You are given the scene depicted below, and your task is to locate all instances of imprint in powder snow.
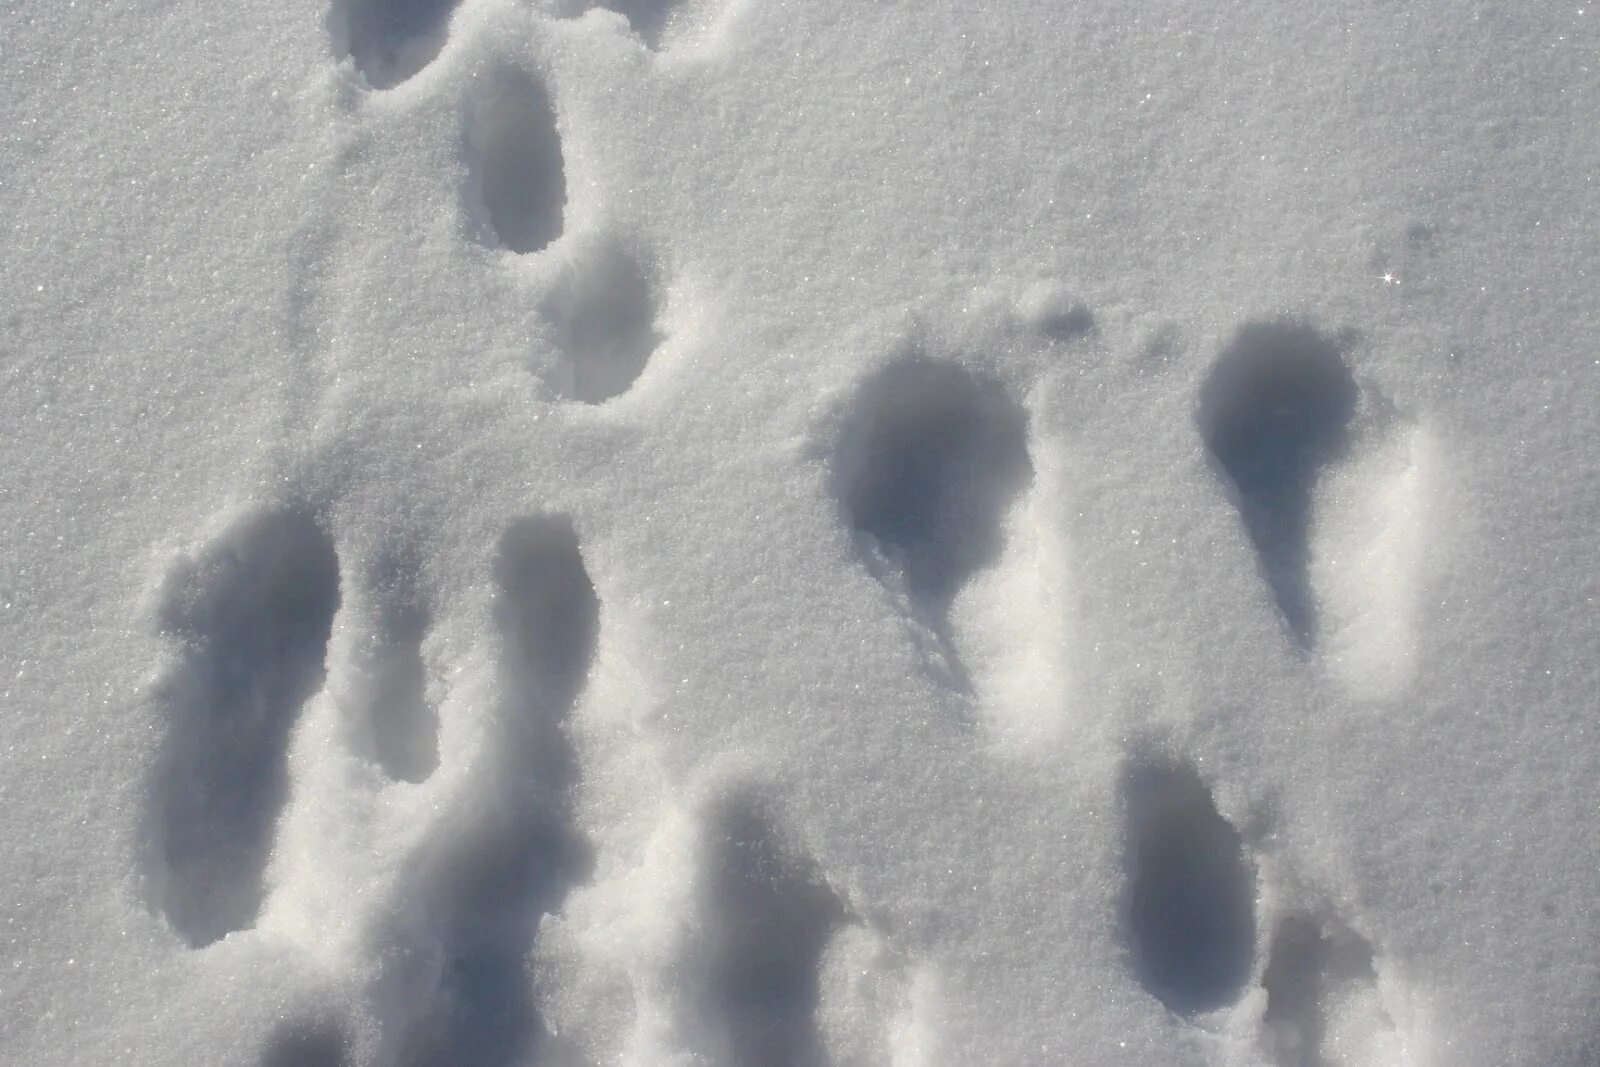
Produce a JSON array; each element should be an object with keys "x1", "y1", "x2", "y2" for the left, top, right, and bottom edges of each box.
[
  {"x1": 396, "y1": 516, "x2": 597, "y2": 1067},
  {"x1": 467, "y1": 67, "x2": 565, "y2": 256},
  {"x1": 348, "y1": 551, "x2": 437, "y2": 783},
  {"x1": 330, "y1": 0, "x2": 461, "y2": 90},
  {"x1": 833, "y1": 356, "x2": 1032, "y2": 687},
  {"x1": 540, "y1": 237, "x2": 663, "y2": 404},
  {"x1": 1199, "y1": 321, "x2": 1357, "y2": 648},
  {"x1": 1122, "y1": 760, "x2": 1255, "y2": 1015},
  {"x1": 697, "y1": 793, "x2": 848, "y2": 1067},
  {"x1": 143, "y1": 508, "x2": 340, "y2": 949}
]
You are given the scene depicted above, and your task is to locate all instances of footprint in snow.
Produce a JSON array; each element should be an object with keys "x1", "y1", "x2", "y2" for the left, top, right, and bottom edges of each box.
[
  {"x1": 292, "y1": 15, "x2": 1440, "y2": 1047},
  {"x1": 1120, "y1": 755, "x2": 1404, "y2": 1058},
  {"x1": 678, "y1": 790, "x2": 851, "y2": 1067},
  {"x1": 1199, "y1": 318, "x2": 1431, "y2": 692},
  {"x1": 457, "y1": 57, "x2": 667, "y2": 404},
  {"x1": 326, "y1": 3, "x2": 670, "y2": 407},
  {"x1": 141, "y1": 507, "x2": 340, "y2": 949},
  {"x1": 466, "y1": 63, "x2": 566, "y2": 257},
  {"x1": 390, "y1": 515, "x2": 598, "y2": 1067},
  {"x1": 141, "y1": 506, "x2": 602, "y2": 1067},
  {"x1": 831, "y1": 354, "x2": 1033, "y2": 691},
  {"x1": 331, "y1": 0, "x2": 463, "y2": 90},
  {"x1": 1198, "y1": 320, "x2": 1358, "y2": 650},
  {"x1": 538, "y1": 234, "x2": 665, "y2": 404},
  {"x1": 1122, "y1": 758, "x2": 1256, "y2": 1016}
]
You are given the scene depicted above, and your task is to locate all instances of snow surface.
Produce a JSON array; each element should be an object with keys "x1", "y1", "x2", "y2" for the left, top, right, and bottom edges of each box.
[{"x1": 2, "y1": 1, "x2": 1598, "y2": 1064}]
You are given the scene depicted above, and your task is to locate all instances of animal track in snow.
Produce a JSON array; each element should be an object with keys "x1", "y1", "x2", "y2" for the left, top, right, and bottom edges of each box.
[
  {"x1": 143, "y1": 507, "x2": 340, "y2": 949},
  {"x1": 1122, "y1": 759, "x2": 1256, "y2": 1015},
  {"x1": 466, "y1": 66, "x2": 565, "y2": 256},
  {"x1": 394, "y1": 516, "x2": 597, "y2": 1066},
  {"x1": 342, "y1": 550, "x2": 437, "y2": 783},
  {"x1": 539, "y1": 235, "x2": 664, "y2": 403},
  {"x1": 1260, "y1": 912, "x2": 1393, "y2": 1067},
  {"x1": 331, "y1": 0, "x2": 461, "y2": 90},
  {"x1": 1200, "y1": 321, "x2": 1357, "y2": 649},
  {"x1": 691, "y1": 792, "x2": 849, "y2": 1067},
  {"x1": 833, "y1": 356, "x2": 1032, "y2": 687}
]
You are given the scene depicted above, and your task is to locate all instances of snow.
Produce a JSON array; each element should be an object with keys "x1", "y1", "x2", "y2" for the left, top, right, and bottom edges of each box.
[{"x1": 1, "y1": 0, "x2": 1597, "y2": 1064}]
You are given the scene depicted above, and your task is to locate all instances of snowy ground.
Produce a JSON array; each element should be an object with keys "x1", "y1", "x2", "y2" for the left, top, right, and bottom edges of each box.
[{"x1": 3, "y1": 1, "x2": 1598, "y2": 1064}]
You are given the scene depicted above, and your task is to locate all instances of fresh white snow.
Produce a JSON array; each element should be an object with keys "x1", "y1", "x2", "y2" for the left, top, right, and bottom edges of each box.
[{"x1": 2, "y1": 1, "x2": 1598, "y2": 1064}]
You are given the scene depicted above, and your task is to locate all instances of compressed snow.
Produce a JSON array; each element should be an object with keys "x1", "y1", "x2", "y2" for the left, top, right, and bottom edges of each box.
[{"x1": 2, "y1": 1, "x2": 1597, "y2": 1064}]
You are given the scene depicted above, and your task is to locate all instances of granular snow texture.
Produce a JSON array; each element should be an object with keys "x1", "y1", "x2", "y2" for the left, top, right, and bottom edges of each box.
[{"x1": 2, "y1": 1, "x2": 1597, "y2": 1065}]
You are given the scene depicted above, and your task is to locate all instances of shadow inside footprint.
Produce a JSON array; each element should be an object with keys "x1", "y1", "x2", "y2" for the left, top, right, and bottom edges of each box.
[
  {"x1": 399, "y1": 517, "x2": 597, "y2": 1067},
  {"x1": 698, "y1": 793, "x2": 847, "y2": 1067},
  {"x1": 1199, "y1": 322, "x2": 1357, "y2": 647},
  {"x1": 540, "y1": 237, "x2": 663, "y2": 404},
  {"x1": 1123, "y1": 760, "x2": 1255, "y2": 1015},
  {"x1": 144, "y1": 508, "x2": 340, "y2": 949},
  {"x1": 331, "y1": 0, "x2": 462, "y2": 90},
  {"x1": 467, "y1": 67, "x2": 565, "y2": 256},
  {"x1": 833, "y1": 356, "x2": 1032, "y2": 684}
]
